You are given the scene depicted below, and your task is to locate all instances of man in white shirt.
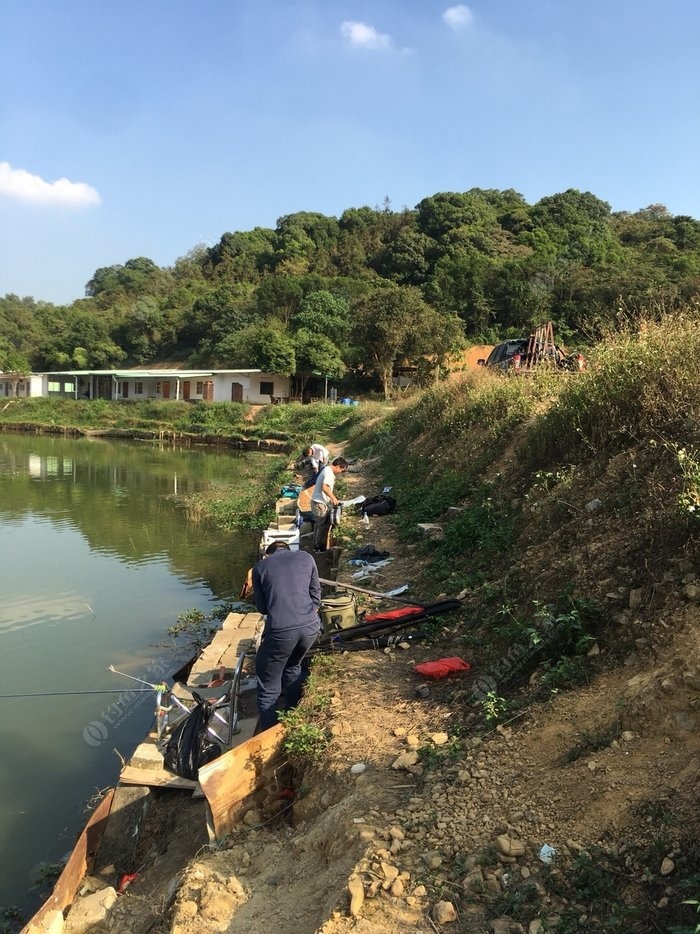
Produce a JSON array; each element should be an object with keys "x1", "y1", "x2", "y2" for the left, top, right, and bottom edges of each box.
[
  {"x1": 310, "y1": 456, "x2": 348, "y2": 552},
  {"x1": 302, "y1": 443, "x2": 330, "y2": 473}
]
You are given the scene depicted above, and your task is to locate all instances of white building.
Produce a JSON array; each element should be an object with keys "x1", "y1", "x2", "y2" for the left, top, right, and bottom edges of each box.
[
  {"x1": 0, "y1": 372, "x2": 43, "y2": 399},
  {"x1": 10, "y1": 368, "x2": 291, "y2": 403}
]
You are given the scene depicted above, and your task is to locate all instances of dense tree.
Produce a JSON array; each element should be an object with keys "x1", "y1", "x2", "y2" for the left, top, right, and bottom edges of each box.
[
  {"x1": 292, "y1": 290, "x2": 351, "y2": 345},
  {"x1": 207, "y1": 228, "x2": 276, "y2": 282},
  {"x1": 229, "y1": 324, "x2": 296, "y2": 375},
  {"x1": 351, "y1": 283, "x2": 464, "y2": 399},
  {"x1": 293, "y1": 328, "x2": 346, "y2": 398},
  {"x1": 6, "y1": 187, "x2": 700, "y2": 392}
]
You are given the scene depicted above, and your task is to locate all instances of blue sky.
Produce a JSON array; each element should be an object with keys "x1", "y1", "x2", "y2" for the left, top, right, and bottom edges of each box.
[{"x1": 1, "y1": 0, "x2": 699, "y2": 305}]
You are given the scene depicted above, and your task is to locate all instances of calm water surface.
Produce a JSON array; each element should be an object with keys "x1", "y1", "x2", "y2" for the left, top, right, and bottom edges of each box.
[{"x1": 0, "y1": 433, "x2": 261, "y2": 918}]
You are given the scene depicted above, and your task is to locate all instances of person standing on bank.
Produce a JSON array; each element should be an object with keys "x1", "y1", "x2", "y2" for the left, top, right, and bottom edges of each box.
[
  {"x1": 311, "y1": 456, "x2": 348, "y2": 552},
  {"x1": 252, "y1": 541, "x2": 321, "y2": 731}
]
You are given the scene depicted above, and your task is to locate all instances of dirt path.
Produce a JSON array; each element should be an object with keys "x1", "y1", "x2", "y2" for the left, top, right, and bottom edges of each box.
[{"x1": 62, "y1": 450, "x2": 700, "y2": 934}]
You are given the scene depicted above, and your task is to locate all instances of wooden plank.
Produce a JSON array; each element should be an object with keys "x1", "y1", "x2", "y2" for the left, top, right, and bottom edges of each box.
[
  {"x1": 198, "y1": 724, "x2": 285, "y2": 839},
  {"x1": 92, "y1": 785, "x2": 150, "y2": 880},
  {"x1": 22, "y1": 788, "x2": 115, "y2": 933},
  {"x1": 119, "y1": 765, "x2": 198, "y2": 790}
]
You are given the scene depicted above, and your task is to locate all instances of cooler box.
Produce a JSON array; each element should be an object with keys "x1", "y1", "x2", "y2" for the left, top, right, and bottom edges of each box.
[
  {"x1": 320, "y1": 591, "x2": 357, "y2": 632},
  {"x1": 260, "y1": 528, "x2": 300, "y2": 554}
]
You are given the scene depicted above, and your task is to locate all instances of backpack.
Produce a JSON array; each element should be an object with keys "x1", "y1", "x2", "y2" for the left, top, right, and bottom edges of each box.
[
  {"x1": 359, "y1": 494, "x2": 397, "y2": 517},
  {"x1": 162, "y1": 695, "x2": 222, "y2": 780}
]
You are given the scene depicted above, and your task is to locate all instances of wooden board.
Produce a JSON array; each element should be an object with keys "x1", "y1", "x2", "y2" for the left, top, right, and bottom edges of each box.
[
  {"x1": 22, "y1": 788, "x2": 115, "y2": 933},
  {"x1": 197, "y1": 724, "x2": 284, "y2": 839},
  {"x1": 119, "y1": 765, "x2": 198, "y2": 790},
  {"x1": 92, "y1": 785, "x2": 150, "y2": 880}
]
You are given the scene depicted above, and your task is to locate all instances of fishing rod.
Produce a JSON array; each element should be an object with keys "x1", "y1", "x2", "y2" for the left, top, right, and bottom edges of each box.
[
  {"x1": 318, "y1": 577, "x2": 428, "y2": 608},
  {"x1": 0, "y1": 665, "x2": 172, "y2": 699},
  {"x1": 310, "y1": 630, "x2": 428, "y2": 655},
  {"x1": 0, "y1": 689, "x2": 156, "y2": 698},
  {"x1": 318, "y1": 598, "x2": 463, "y2": 643}
]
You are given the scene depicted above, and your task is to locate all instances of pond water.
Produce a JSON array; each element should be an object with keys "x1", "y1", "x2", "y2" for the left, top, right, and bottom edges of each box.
[{"x1": 0, "y1": 432, "x2": 262, "y2": 919}]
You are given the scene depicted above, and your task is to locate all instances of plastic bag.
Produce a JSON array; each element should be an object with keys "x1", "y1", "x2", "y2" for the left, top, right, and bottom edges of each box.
[
  {"x1": 413, "y1": 657, "x2": 471, "y2": 679},
  {"x1": 162, "y1": 695, "x2": 222, "y2": 780},
  {"x1": 359, "y1": 494, "x2": 397, "y2": 517}
]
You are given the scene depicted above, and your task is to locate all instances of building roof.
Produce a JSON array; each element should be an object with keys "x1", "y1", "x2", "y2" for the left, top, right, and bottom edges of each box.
[{"x1": 45, "y1": 368, "x2": 262, "y2": 378}]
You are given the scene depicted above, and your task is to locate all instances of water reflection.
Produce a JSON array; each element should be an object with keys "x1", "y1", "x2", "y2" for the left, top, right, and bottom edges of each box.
[{"x1": 0, "y1": 432, "x2": 263, "y2": 918}]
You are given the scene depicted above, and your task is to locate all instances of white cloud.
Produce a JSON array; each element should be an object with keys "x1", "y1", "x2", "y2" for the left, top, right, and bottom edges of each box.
[
  {"x1": 0, "y1": 162, "x2": 100, "y2": 207},
  {"x1": 340, "y1": 21, "x2": 392, "y2": 51},
  {"x1": 443, "y1": 4, "x2": 474, "y2": 31}
]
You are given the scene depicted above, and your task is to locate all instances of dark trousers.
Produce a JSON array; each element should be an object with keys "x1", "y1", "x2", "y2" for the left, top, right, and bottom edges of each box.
[{"x1": 256, "y1": 626, "x2": 318, "y2": 730}]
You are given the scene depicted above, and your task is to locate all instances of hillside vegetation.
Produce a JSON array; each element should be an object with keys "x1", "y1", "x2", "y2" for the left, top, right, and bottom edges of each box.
[
  {"x1": 97, "y1": 311, "x2": 699, "y2": 934},
  {"x1": 325, "y1": 311, "x2": 700, "y2": 931},
  {"x1": 346, "y1": 311, "x2": 700, "y2": 695},
  {"x1": 3, "y1": 191, "x2": 700, "y2": 399},
  {"x1": 11, "y1": 313, "x2": 700, "y2": 932}
]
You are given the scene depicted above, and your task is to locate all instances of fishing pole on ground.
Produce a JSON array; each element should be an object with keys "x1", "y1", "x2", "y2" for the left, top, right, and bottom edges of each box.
[
  {"x1": 318, "y1": 577, "x2": 429, "y2": 608},
  {"x1": 309, "y1": 630, "x2": 428, "y2": 655},
  {"x1": 317, "y1": 598, "x2": 463, "y2": 643}
]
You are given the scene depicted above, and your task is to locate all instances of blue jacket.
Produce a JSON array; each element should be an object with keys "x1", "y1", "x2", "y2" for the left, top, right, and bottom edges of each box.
[{"x1": 252, "y1": 549, "x2": 321, "y2": 633}]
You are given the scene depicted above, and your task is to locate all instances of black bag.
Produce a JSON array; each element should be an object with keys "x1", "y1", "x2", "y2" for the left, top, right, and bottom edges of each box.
[
  {"x1": 359, "y1": 494, "x2": 397, "y2": 517},
  {"x1": 162, "y1": 694, "x2": 222, "y2": 780}
]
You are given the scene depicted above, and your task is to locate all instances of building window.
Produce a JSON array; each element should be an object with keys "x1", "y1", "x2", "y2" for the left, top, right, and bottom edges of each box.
[
  {"x1": 196, "y1": 381, "x2": 203, "y2": 394},
  {"x1": 65, "y1": 382, "x2": 75, "y2": 393},
  {"x1": 260, "y1": 381, "x2": 274, "y2": 395},
  {"x1": 48, "y1": 381, "x2": 61, "y2": 392},
  {"x1": 135, "y1": 381, "x2": 144, "y2": 395},
  {"x1": 156, "y1": 381, "x2": 161, "y2": 394}
]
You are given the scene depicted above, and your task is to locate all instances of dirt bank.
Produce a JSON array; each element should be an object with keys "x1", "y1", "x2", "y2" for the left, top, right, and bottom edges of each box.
[{"x1": 59, "y1": 449, "x2": 700, "y2": 934}]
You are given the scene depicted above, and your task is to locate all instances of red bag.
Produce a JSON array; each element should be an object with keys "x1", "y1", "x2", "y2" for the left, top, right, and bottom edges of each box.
[
  {"x1": 363, "y1": 605, "x2": 424, "y2": 623},
  {"x1": 414, "y1": 657, "x2": 471, "y2": 679}
]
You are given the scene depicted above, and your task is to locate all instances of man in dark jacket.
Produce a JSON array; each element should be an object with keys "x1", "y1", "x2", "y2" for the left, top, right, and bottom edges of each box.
[{"x1": 252, "y1": 542, "x2": 321, "y2": 730}]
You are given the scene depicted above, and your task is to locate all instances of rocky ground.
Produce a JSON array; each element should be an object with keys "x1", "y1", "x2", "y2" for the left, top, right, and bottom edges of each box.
[{"x1": 59, "y1": 448, "x2": 700, "y2": 934}]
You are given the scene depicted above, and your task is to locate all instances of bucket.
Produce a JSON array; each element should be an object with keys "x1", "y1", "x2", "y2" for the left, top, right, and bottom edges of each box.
[{"x1": 320, "y1": 591, "x2": 357, "y2": 632}]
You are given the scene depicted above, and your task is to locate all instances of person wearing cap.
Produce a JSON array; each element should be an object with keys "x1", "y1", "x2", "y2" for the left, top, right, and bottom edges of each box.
[
  {"x1": 310, "y1": 456, "x2": 348, "y2": 552},
  {"x1": 252, "y1": 542, "x2": 321, "y2": 730}
]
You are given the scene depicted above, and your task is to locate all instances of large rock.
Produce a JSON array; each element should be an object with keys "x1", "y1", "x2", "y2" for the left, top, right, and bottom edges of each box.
[
  {"x1": 348, "y1": 874, "x2": 365, "y2": 916},
  {"x1": 432, "y1": 900, "x2": 458, "y2": 923},
  {"x1": 65, "y1": 887, "x2": 117, "y2": 934},
  {"x1": 496, "y1": 835, "x2": 526, "y2": 857},
  {"x1": 392, "y1": 750, "x2": 420, "y2": 770}
]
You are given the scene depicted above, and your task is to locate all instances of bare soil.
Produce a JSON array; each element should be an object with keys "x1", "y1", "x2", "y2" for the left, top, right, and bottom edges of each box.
[{"x1": 62, "y1": 448, "x2": 700, "y2": 934}]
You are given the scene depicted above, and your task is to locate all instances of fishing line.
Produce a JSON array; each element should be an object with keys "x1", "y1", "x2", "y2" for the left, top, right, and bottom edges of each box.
[{"x1": 0, "y1": 689, "x2": 157, "y2": 698}]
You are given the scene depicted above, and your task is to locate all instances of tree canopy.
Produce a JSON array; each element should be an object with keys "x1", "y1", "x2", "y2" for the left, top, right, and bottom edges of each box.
[{"x1": 4, "y1": 187, "x2": 700, "y2": 396}]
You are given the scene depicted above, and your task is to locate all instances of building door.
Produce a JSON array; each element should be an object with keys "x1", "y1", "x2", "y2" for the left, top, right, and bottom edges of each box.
[
  {"x1": 162, "y1": 381, "x2": 171, "y2": 400},
  {"x1": 203, "y1": 380, "x2": 214, "y2": 402},
  {"x1": 231, "y1": 382, "x2": 243, "y2": 402},
  {"x1": 182, "y1": 381, "x2": 191, "y2": 401},
  {"x1": 122, "y1": 381, "x2": 129, "y2": 399}
]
